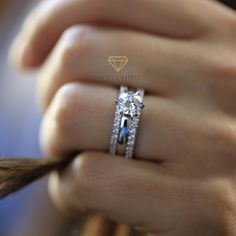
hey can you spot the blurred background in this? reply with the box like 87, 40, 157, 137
0, 0, 236, 236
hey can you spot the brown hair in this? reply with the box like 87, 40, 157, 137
0, 157, 72, 199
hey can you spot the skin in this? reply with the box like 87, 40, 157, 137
8, 0, 236, 235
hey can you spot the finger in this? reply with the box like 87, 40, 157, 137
48, 151, 178, 234
80, 215, 116, 236
40, 82, 236, 172
37, 25, 200, 109
113, 224, 132, 236
40, 82, 173, 162
9, 0, 233, 69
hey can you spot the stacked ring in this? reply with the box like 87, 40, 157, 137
109, 85, 145, 159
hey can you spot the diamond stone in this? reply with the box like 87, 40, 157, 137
117, 91, 143, 117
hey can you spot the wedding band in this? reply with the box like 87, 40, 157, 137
109, 85, 145, 159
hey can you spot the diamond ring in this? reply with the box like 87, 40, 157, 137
110, 85, 145, 159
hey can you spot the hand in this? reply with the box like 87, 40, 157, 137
9, 0, 236, 235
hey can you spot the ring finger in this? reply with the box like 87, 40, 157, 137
40, 82, 231, 168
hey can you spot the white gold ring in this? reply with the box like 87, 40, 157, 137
109, 85, 145, 159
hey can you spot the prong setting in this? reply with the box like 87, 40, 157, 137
110, 86, 145, 159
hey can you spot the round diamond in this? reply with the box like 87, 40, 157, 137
117, 91, 143, 117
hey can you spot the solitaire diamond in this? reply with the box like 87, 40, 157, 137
117, 90, 144, 117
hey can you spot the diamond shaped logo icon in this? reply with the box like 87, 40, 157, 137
108, 56, 128, 72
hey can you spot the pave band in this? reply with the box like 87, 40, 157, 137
109, 85, 145, 159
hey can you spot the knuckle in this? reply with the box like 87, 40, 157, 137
52, 83, 86, 131
62, 25, 90, 43
207, 57, 236, 82
41, 84, 79, 155
40, 83, 90, 157
204, 57, 236, 98
215, 62, 236, 82
58, 25, 92, 65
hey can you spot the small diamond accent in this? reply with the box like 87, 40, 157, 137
125, 115, 140, 159
109, 106, 122, 155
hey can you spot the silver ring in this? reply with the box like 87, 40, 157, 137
109, 85, 145, 159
